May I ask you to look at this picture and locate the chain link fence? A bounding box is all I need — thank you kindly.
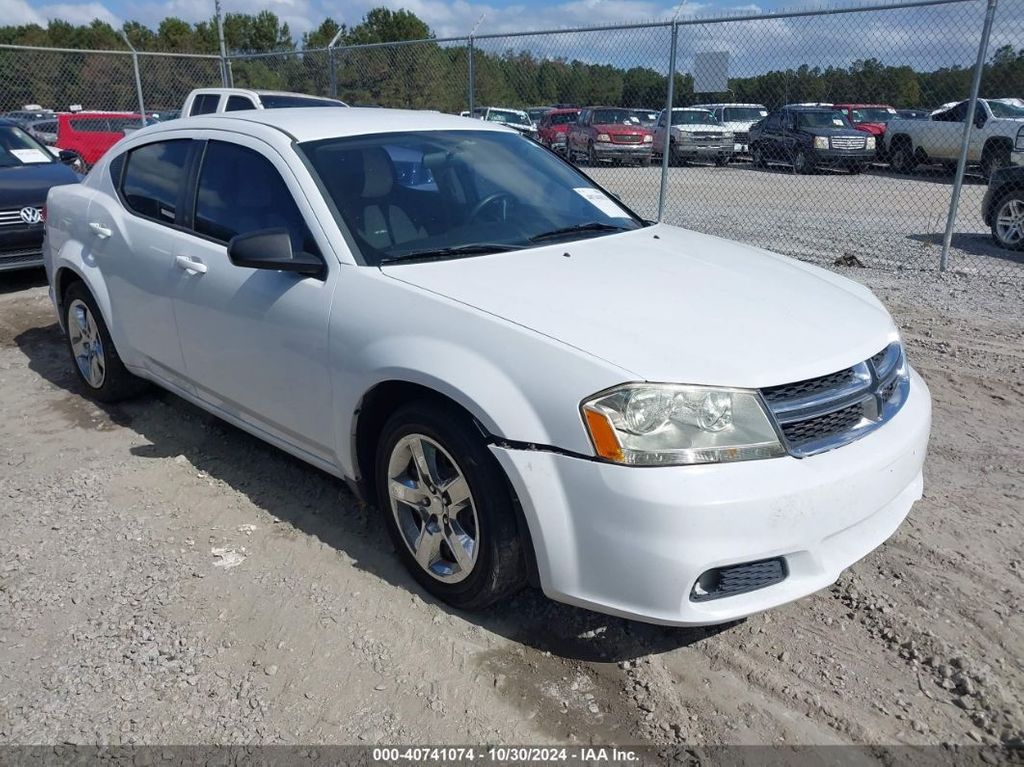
[2,0,1023,276]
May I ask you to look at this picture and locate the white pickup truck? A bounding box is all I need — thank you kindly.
[884,98,1024,177]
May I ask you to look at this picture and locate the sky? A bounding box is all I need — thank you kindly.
[2,0,1021,76]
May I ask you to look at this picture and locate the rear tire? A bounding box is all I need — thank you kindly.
[375,401,528,611]
[62,281,148,403]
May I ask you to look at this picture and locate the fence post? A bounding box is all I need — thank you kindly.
[120,32,147,128]
[940,0,998,272]
[328,28,346,100]
[467,36,476,114]
[657,22,678,222]
[214,0,231,87]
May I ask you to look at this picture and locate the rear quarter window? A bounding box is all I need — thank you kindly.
[120,140,192,224]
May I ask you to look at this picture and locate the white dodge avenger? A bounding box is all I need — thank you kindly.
[43,108,931,625]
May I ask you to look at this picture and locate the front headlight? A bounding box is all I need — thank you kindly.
[643,134,653,143]
[596,133,611,142]
[813,136,829,150]
[581,384,785,466]
[866,136,876,150]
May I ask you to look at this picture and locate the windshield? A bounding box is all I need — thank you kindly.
[850,107,896,122]
[0,125,55,168]
[486,109,530,125]
[260,95,346,109]
[548,112,577,126]
[629,110,658,127]
[592,109,638,126]
[722,107,767,122]
[795,111,851,129]
[300,130,643,265]
[987,100,1024,119]
[671,110,719,126]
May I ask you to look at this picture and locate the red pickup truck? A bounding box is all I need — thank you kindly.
[56,112,146,169]
[832,103,897,156]
[537,108,580,156]
[567,107,653,166]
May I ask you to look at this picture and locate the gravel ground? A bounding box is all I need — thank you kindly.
[590,162,1024,277]
[0,261,1021,750]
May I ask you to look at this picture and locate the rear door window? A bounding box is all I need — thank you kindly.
[225,96,256,112]
[120,140,192,224]
[190,94,220,116]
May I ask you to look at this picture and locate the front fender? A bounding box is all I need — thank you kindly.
[329,269,632,478]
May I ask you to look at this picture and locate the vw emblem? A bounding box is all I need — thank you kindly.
[20,207,42,225]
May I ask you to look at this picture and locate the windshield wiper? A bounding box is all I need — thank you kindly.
[529,222,631,243]
[379,243,523,265]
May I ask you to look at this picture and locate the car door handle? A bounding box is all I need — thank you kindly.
[175,255,207,275]
[88,222,112,239]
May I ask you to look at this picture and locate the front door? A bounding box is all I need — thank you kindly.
[171,136,336,461]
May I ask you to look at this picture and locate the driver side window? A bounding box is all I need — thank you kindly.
[193,140,320,257]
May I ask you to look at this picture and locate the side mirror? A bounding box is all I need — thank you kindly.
[227,229,324,278]
[974,111,986,129]
[58,149,78,166]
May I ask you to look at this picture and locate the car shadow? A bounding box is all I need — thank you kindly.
[14,319,728,663]
[0,267,47,295]
[907,231,1024,267]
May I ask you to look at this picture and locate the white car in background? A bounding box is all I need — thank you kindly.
[43,108,931,626]
[692,102,768,155]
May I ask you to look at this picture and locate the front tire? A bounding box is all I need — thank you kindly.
[375,401,527,610]
[793,147,814,174]
[890,141,917,173]
[982,145,1011,181]
[991,192,1024,250]
[62,281,147,402]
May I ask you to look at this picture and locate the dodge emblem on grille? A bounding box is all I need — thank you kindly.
[20,207,43,225]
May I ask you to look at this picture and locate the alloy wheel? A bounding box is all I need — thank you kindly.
[67,298,106,388]
[387,434,479,584]
[995,197,1024,247]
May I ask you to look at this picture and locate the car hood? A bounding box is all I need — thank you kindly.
[721,120,758,131]
[381,224,897,387]
[854,122,887,134]
[0,161,80,207]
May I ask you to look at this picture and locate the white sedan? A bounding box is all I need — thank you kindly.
[43,108,931,625]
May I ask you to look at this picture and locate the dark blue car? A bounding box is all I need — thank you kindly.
[0,118,81,273]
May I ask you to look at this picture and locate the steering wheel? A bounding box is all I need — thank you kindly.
[468,193,515,222]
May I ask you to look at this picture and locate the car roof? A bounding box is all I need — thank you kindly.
[670,107,713,111]
[833,103,892,108]
[138,107,512,143]
[787,105,838,112]
[546,108,580,114]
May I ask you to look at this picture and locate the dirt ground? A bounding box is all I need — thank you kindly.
[0,265,1021,750]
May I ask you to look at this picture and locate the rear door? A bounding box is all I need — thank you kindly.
[170,136,336,460]
[85,138,196,388]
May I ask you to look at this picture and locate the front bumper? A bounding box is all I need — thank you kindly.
[673,142,733,159]
[812,148,874,167]
[492,367,930,626]
[592,142,652,159]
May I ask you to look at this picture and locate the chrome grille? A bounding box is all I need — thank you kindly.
[734,131,749,144]
[830,136,867,150]
[0,207,42,228]
[612,134,642,144]
[761,343,909,457]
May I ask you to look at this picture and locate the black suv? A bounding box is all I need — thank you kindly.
[749,106,876,174]
[0,119,80,273]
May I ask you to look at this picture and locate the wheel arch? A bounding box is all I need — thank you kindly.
[350,378,542,587]
[982,135,1013,161]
